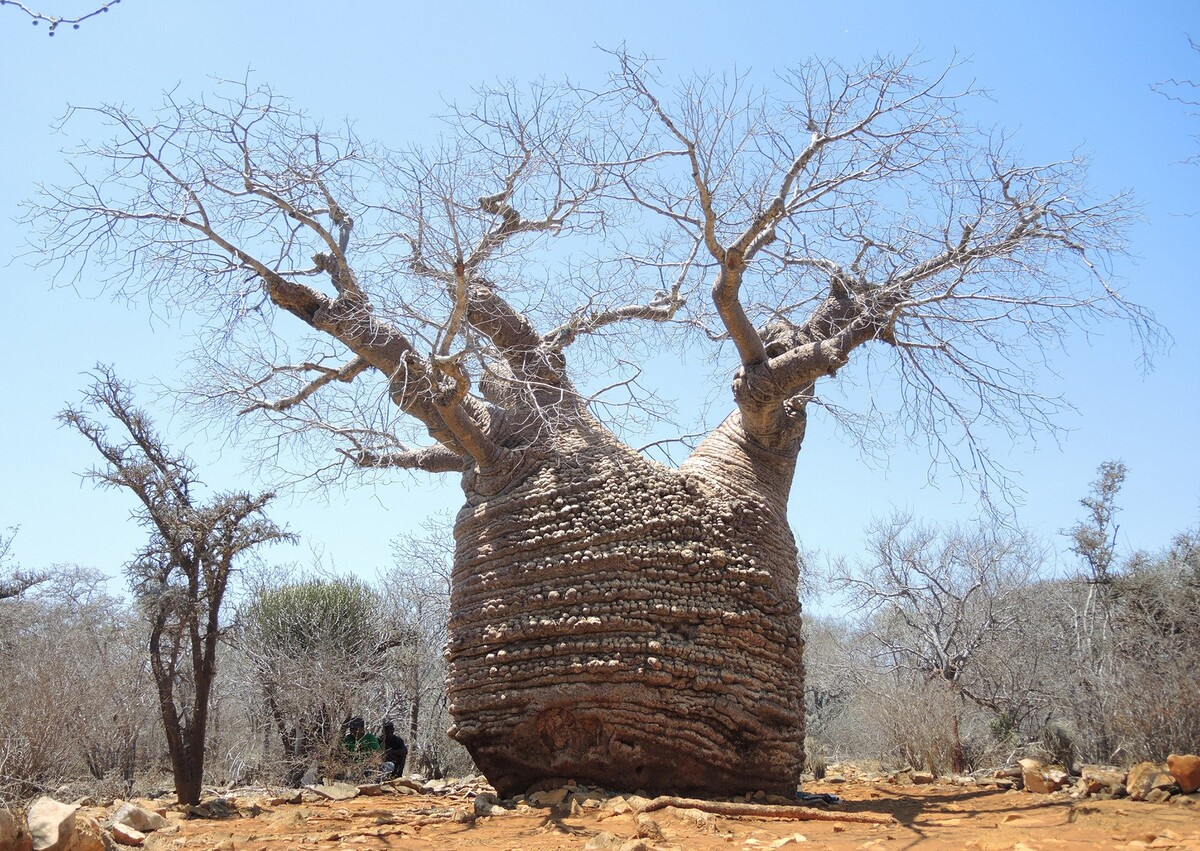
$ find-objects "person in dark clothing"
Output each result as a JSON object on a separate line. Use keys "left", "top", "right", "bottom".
{"left": 379, "top": 721, "right": 408, "bottom": 779}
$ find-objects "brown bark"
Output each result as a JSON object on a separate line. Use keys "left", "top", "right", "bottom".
{"left": 446, "top": 417, "right": 805, "bottom": 797}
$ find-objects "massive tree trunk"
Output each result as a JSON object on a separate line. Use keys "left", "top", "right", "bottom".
{"left": 447, "top": 414, "right": 805, "bottom": 797}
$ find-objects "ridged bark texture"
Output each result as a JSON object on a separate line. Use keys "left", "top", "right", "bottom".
{"left": 447, "top": 419, "right": 805, "bottom": 797}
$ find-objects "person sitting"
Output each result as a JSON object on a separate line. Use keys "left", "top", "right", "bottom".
{"left": 340, "top": 716, "right": 392, "bottom": 780}
{"left": 379, "top": 721, "right": 408, "bottom": 779}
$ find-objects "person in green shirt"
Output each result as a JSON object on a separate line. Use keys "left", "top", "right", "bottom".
{"left": 340, "top": 716, "right": 392, "bottom": 780}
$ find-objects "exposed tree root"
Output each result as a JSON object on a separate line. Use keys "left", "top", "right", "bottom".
{"left": 634, "top": 796, "right": 896, "bottom": 824}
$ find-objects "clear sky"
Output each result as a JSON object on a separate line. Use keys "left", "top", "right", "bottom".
{"left": 1, "top": 1, "right": 1197, "bottom": 593}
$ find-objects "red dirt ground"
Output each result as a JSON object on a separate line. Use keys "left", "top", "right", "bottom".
{"left": 98, "top": 773, "right": 1200, "bottom": 851}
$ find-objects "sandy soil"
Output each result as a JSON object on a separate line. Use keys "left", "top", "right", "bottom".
{"left": 106, "top": 774, "right": 1200, "bottom": 851}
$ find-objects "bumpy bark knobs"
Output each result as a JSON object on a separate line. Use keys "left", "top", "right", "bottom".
{"left": 447, "top": 432, "right": 805, "bottom": 797}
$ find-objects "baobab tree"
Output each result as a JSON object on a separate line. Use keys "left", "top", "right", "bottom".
{"left": 29, "top": 52, "right": 1155, "bottom": 796}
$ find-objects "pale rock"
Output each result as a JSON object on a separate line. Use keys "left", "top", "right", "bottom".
{"left": 771, "top": 835, "right": 808, "bottom": 847}
{"left": 1045, "top": 769, "right": 1070, "bottom": 792}
{"left": 112, "top": 802, "right": 169, "bottom": 833}
{"left": 1167, "top": 754, "right": 1200, "bottom": 794}
{"left": 1126, "top": 762, "right": 1178, "bottom": 801}
{"left": 473, "top": 791, "right": 506, "bottom": 817}
{"left": 1018, "top": 758, "right": 1051, "bottom": 794}
{"left": 111, "top": 822, "right": 147, "bottom": 846}
{"left": 1081, "top": 764, "right": 1127, "bottom": 795}
{"left": 571, "top": 790, "right": 605, "bottom": 809}
{"left": 27, "top": 796, "right": 78, "bottom": 851}
{"left": 911, "top": 772, "right": 934, "bottom": 785}
{"left": 602, "top": 796, "right": 633, "bottom": 816}
{"left": 1145, "top": 788, "right": 1173, "bottom": 804}
{"left": 529, "top": 787, "right": 569, "bottom": 806}
{"left": 303, "top": 782, "right": 359, "bottom": 801}
{"left": 617, "top": 842, "right": 651, "bottom": 851}
{"left": 583, "top": 831, "right": 624, "bottom": 850}
{"left": 69, "top": 815, "right": 108, "bottom": 851}
{"left": 634, "top": 813, "right": 662, "bottom": 840}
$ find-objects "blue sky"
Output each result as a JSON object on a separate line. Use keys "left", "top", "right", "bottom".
{"left": 1, "top": 1, "right": 1197, "bottom": 592}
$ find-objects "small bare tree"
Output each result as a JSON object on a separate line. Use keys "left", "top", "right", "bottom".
{"left": 835, "top": 513, "right": 1043, "bottom": 772}
{"left": 386, "top": 517, "right": 474, "bottom": 778}
{"left": 59, "top": 367, "right": 294, "bottom": 805}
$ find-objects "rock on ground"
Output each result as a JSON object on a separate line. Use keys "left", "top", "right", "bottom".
{"left": 1127, "top": 761, "right": 1179, "bottom": 801}
{"left": 1169, "top": 754, "right": 1200, "bottom": 794}
{"left": 27, "top": 796, "right": 78, "bottom": 851}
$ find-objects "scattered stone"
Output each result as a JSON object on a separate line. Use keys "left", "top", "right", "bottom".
{"left": 1045, "top": 769, "right": 1070, "bottom": 792}
{"left": 473, "top": 791, "right": 507, "bottom": 817}
{"left": 911, "top": 772, "right": 934, "bottom": 785}
{"left": 386, "top": 778, "right": 425, "bottom": 794}
{"left": 111, "top": 822, "right": 147, "bottom": 846}
{"left": 529, "top": 787, "right": 569, "bottom": 807}
{"left": 634, "top": 813, "right": 662, "bottom": 840}
{"left": 824, "top": 774, "right": 846, "bottom": 784}
{"left": 583, "top": 831, "right": 625, "bottom": 850}
{"left": 1019, "top": 758, "right": 1051, "bottom": 793}
{"left": 617, "top": 841, "right": 651, "bottom": 851}
{"left": 1167, "top": 754, "right": 1200, "bottom": 794}
{"left": 69, "top": 815, "right": 107, "bottom": 851}
{"left": 571, "top": 790, "right": 606, "bottom": 809}
{"left": 304, "top": 782, "right": 360, "bottom": 802}
{"left": 357, "top": 783, "right": 382, "bottom": 796}
{"left": 1145, "top": 788, "right": 1173, "bottom": 804}
{"left": 1081, "top": 765, "right": 1127, "bottom": 795}
{"left": 771, "top": 835, "right": 808, "bottom": 847}
{"left": 672, "top": 807, "right": 715, "bottom": 830}
{"left": 1126, "top": 762, "right": 1178, "bottom": 802}
{"left": 112, "top": 802, "right": 170, "bottom": 832}
{"left": 27, "top": 796, "right": 78, "bottom": 851}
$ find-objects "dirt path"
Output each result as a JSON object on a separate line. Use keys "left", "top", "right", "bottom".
{"left": 115, "top": 775, "right": 1200, "bottom": 851}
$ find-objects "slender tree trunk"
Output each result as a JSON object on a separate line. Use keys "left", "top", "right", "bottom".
{"left": 447, "top": 417, "right": 805, "bottom": 797}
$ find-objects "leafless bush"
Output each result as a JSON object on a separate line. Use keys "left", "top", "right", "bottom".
{"left": 385, "top": 517, "right": 474, "bottom": 778}
{"left": 0, "top": 567, "right": 157, "bottom": 803}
